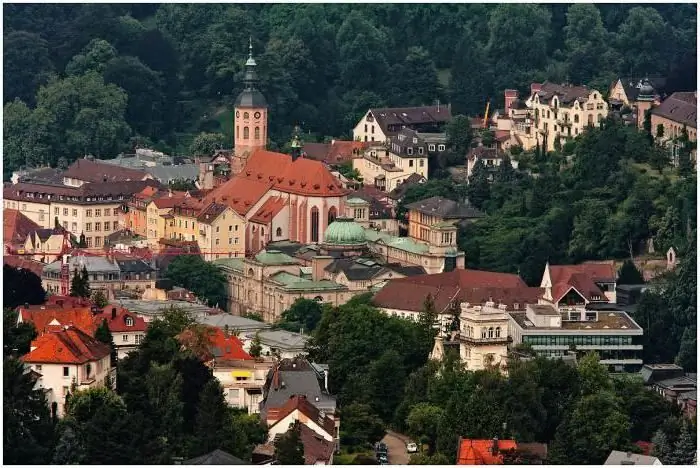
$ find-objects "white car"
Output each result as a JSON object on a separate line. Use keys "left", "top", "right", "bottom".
{"left": 406, "top": 442, "right": 418, "bottom": 453}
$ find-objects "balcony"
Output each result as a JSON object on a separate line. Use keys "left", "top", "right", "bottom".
{"left": 459, "top": 335, "right": 512, "bottom": 345}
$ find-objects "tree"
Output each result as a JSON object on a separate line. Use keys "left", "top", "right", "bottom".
{"left": 277, "top": 298, "right": 324, "bottom": 333}
{"left": 669, "top": 422, "right": 697, "bottom": 465}
{"left": 676, "top": 126, "right": 693, "bottom": 178}
{"left": 649, "top": 143, "right": 670, "bottom": 173}
{"left": 467, "top": 159, "right": 491, "bottom": 211}
{"left": 406, "top": 403, "right": 444, "bottom": 455}
{"left": 390, "top": 46, "right": 441, "bottom": 106}
{"left": 3, "top": 358, "right": 54, "bottom": 464}
{"left": 4, "top": 308, "right": 38, "bottom": 357}
{"left": 65, "top": 38, "right": 118, "bottom": 76}
{"left": 169, "top": 178, "right": 197, "bottom": 191}
{"left": 675, "top": 326, "right": 697, "bottom": 372}
{"left": 616, "top": 259, "right": 645, "bottom": 284}
{"left": 409, "top": 453, "right": 450, "bottom": 464}
{"left": 3, "top": 264, "right": 46, "bottom": 308}
{"left": 249, "top": 332, "right": 262, "bottom": 358}
{"left": 3, "top": 31, "right": 54, "bottom": 106}
{"left": 617, "top": 7, "right": 671, "bottom": 77}
{"left": 3, "top": 98, "right": 35, "bottom": 174}
{"left": 339, "top": 403, "right": 385, "bottom": 449}
{"left": 450, "top": 28, "right": 492, "bottom": 116}
{"left": 189, "top": 379, "right": 244, "bottom": 456}
{"left": 52, "top": 425, "right": 86, "bottom": 464}
{"left": 70, "top": 266, "right": 91, "bottom": 298}
{"left": 274, "top": 421, "right": 306, "bottom": 465}
{"left": 650, "top": 429, "right": 672, "bottom": 464}
{"left": 577, "top": 352, "right": 612, "bottom": 396}
{"left": 165, "top": 255, "right": 227, "bottom": 307}
{"left": 91, "top": 290, "right": 109, "bottom": 308}
{"left": 564, "top": 4, "right": 610, "bottom": 84}
{"left": 445, "top": 115, "right": 473, "bottom": 156}
{"left": 95, "top": 319, "right": 117, "bottom": 366}
{"left": 189, "top": 132, "right": 226, "bottom": 156}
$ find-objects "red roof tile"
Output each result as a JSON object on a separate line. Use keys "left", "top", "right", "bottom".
{"left": 250, "top": 196, "right": 286, "bottom": 224}
{"left": 93, "top": 306, "right": 148, "bottom": 333}
{"left": 204, "top": 176, "right": 273, "bottom": 216}
{"left": 3, "top": 208, "right": 41, "bottom": 244}
{"left": 177, "top": 325, "right": 253, "bottom": 362}
{"left": 3, "top": 255, "right": 45, "bottom": 277}
{"left": 299, "top": 424, "right": 335, "bottom": 464}
{"left": 326, "top": 140, "right": 369, "bottom": 165}
{"left": 546, "top": 262, "right": 613, "bottom": 303}
{"left": 267, "top": 395, "right": 336, "bottom": 438}
{"left": 18, "top": 304, "right": 96, "bottom": 336}
{"left": 21, "top": 326, "right": 111, "bottom": 364}
{"left": 64, "top": 158, "right": 150, "bottom": 183}
{"left": 457, "top": 439, "right": 518, "bottom": 465}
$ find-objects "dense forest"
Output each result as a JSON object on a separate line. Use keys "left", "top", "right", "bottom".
{"left": 3, "top": 3, "right": 697, "bottom": 175}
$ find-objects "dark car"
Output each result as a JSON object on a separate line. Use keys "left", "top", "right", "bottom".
{"left": 376, "top": 442, "right": 388, "bottom": 455}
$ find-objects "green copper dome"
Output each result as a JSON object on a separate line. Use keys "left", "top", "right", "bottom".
{"left": 323, "top": 217, "right": 366, "bottom": 246}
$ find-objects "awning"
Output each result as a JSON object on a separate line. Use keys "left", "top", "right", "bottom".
{"left": 231, "top": 370, "right": 253, "bottom": 378}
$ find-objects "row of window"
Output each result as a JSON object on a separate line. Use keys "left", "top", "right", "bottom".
{"left": 523, "top": 335, "right": 636, "bottom": 346}
{"left": 236, "top": 126, "right": 262, "bottom": 140}
{"left": 84, "top": 222, "right": 118, "bottom": 232}
{"left": 54, "top": 207, "right": 120, "bottom": 217}
{"left": 122, "top": 334, "right": 144, "bottom": 344}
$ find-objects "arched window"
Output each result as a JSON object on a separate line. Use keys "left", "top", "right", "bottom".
{"left": 248, "top": 268, "right": 254, "bottom": 277}
{"left": 310, "top": 206, "right": 320, "bottom": 242}
{"left": 276, "top": 227, "right": 282, "bottom": 237}
{"left": 243, "top": 127, "right": 250, "bottom": 140}
{"left": 328, "top": 207, "right": 337, "bottom": 225}
{"left": 481, "top": 328, "right": 487, "bottom": 339}
{"left": 495, "top": 326, "right": 501, "bottom": 338}
{"left": 243, "top": 112, "right": 249, "bottom": 119}
{"left": 254, "top": 127, "right": 260, "bottom": 139}
{"left": 488, "top": 327, "right": 494, "bottom": 338}
{"left": 125, "top": 316, "right": 134, "bottom": 327}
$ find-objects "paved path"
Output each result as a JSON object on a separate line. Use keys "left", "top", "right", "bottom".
{"left": 381, "top": 430, "right": 410, "bottom": 465}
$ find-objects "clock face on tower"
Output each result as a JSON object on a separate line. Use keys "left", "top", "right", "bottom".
{"left": 235, "top": 111, "right": 240, "bottom": 118}
{"left": 254, "top": 111, "right": 261, "bottom": 119}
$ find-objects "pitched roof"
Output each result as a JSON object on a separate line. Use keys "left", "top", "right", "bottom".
{"left": 177, "top": 325, "right": 253, "bottom": 362}
{"left": 325, "top": 140, "right": 369, "bottom": 165}
{"left": 266, "top": 395, "right": 335, "bottom": 439}
{"left": 196, "top": 202, "right": 229, "bottom": 223}
{"left": 3, "top": 255, "right": 45, "bottom": 277}
{"left": 325, "top": 257, "right": 391, "bottom": 281}
{"left": 63, "top": 158, "right": 150, "bottom": 183}
{"left": 21, "top": 326, "right": 111, "bottom": 364}
{"left": 369, "top": 105, "right": 452, "bottom": 134}
{"left": 299, "top": 423, "right": 335, "bottom": 464}
{"left": 651, "top": 91, "right": 697, "bottom": 128}
{"left": 532, "top": 82, "right": 594, "bottom": 105}
{"left": 4, "top": 209, "right": 41, "bottom": 244}
{"left": 250, "top": 196, "right": 286, "bottom": 224}
{"left": 18, "top": 304, "right": 96, "bottom": 336}
{"left": 387, "top": 173, "right": 427, "bottom": 200}
{"left": 301, "top": 142, "right": 331, "bottom": 161}
{"left": 457, "top": 438, "right": 518, "bottom": 465}
{"left": 405, "top": 196, "right": 484, "bottom": 219}
{"left": 150, "top": 194, "right": 194, "bottom": 209}
{"left": 604, "top": 450, "right": 661, "bottom": 465}
{"left": 619, "top": 77, "right": 666, "bottom": 102}
{"left": 93, "top": 306, "right": 148, "bottom": 333}
{"left": 373, "top": 270, "right": 541, "bottom": 313}
{"left": 184, "top": 449, "right": 247, "bottom": 465}
{"left": 203, "top": 176, "right": 273, "bottom": 216}
{"left": 548, "top": 262, "right": 616, "bottom": 284}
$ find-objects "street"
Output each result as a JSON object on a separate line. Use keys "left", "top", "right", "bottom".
{"left": 381, "top": 430, "right": 410, "bottom": 465}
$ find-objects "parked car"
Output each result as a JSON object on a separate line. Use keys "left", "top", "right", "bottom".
{"left": 378, "top": 453, "right": 389, "bottom": 464}
{"left": 376, "top": 442, "right": 388, "bottom": 455}
{"left": 406, "top": 442, "right": 418, "bottom": 453}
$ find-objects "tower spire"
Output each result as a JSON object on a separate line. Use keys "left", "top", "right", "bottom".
{"left": 244, "top": 37, "right": 257, "bottom": 90}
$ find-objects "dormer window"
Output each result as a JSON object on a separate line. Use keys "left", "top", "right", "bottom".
{"left": 407, "top": 147, "right": 413, "bottom": 155}
{"left": 125, "top": 316, "right": 134, "bottom": 327}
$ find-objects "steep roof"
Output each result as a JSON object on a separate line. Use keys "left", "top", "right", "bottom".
{"left": 63, "top": 158, "right": 150, "bottom": 183}
{"left": 618, "top": 77, "right": 666, "bottom": 102}
{"left": 301, "top": 142, "right": 331, "bottom": 161}
{"left": 3, "top": 255, "right": 45, "bottom": 277}
{"left": 196, "top": 202, "right": 229, "bottom": 223}
{"left": 532, "top": 82, "right": 594, "bottom": 105}
{"left": 266, "top": 395, "right": 335, "bottom": 438}
{"left": 250, "top": 196, "right": 286, "bottom": 224}
{"left": 299, "top": 424, "right": 335, "bottom": 464}
{"left": 651, "top": 91, "right": 697, "bottom": 128}
{"left": 457, "top": 438, "right": 518, "bottom": 465}
{"left": 177, "top": 325, "right": 253, "bottom": 362}
{"left": 22, "top": 326, "right": 111, "bottom": 364}
{"left": 93, "top": 306, "right": 148, "bottom": 333}
{"left": 184, "top": 449, "right": 247, "bottom": 465}
{"left": 388, "top": 173, "right": 427, "bottom": 200}
{"left": 373, "top": 270, "right": 541, "bottom": 313}
{"left": 18, "top": 304, "right": 96, "bottom": 336}
{"left": 4, "top": 209, "right": 41, "bottom": 244}
{"left": 369, "top": 105, "right": 452, "bottom": 134}
{"left": 548, "top": 262, "right": 616, "bottom": 284}
{"left": 405, "top": 196, "right": 484, "bottom": 219}
{"left": 203, "top": 176, "right": 273, "bottom": 216}
{"left": 261, "top": 357, "right": 336, "bottom": 417}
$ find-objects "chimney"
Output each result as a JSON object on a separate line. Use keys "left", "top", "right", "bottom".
{"left": 492, "top": 437, "right": 499, "bottom": 455}
{"left": 504, "top": 89, "right": 519, "bottom": 111}
{"left": 111, "top": 307, "right": 117, "bottom": 319}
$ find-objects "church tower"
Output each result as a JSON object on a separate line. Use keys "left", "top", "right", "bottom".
{"left": 232, "top": 38, "right": 268, "bottom": 175}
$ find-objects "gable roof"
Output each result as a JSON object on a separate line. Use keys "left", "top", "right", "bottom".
{"left": 545, "top": 262, "right": 615, "bottom": 303}
{"left": 3, "top": 255, "right": 45, "bottom": 277}
{"left": 18, "top": 304, "right": 96, "bottom": 336}
{"left": 405, "top": 196, "right": 484, "bottom": 219}
{"left": 203, "top": 176, "right": 273, "bottom": 216}
{"left": 604, "top": 450, "right": 661, "bottom": 465}
{"left": 22, "top": 326, "right": 111, "bottom": 364}
{"left": 457, "top": 438, "right": 518, "bottom": 465}
{"left": 4, "top": 209, "right": 41, "bottom": 244}
{"left": 651, "top": 91, "right": 697, "bottom": 128}
{"left": 299, "top": 423, "right": 335, "bottom": 464}
{"left": 532, "top": 82, "right": 595, "bottom": 105}
{"left": 177, "top": 325, "right": 253, "bottom": 362}
{"left": 250, "top": 196, "right": 286, "bottom": 224}
{"left": 369, "top": 105, "right": 452, "bottom": 134}
{"left": 63, "top": 158, "right": 150, "bottom": 183}
{"left": 387, "top": 173, "right": 427, "bottom": 200}
{"left": 301, "top": 142, "right": 331, "bottom": 162}
{"left": 266, "top": 395, "right": 335, "bottom": 439}
{"left": 196, "top": 202, "right": 230, "bottom": 223}
{"left": 93, "top": 307, "right": 148, "bottom": 333}
{"left": 184, "top": 449, "right": 247, "bottom": 465}
{"left": 618, "top": 77, "right": 666, "bottom": 102}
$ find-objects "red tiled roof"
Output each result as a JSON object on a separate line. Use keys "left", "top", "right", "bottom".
{"left": 18, "top": 304, "right": 96, "bottom": 336}
{"left": 177, "top": 325, "right": 253, "bottom": 362}
{"left": 63, "top": 158, "right": 150, "bottom": 183}
{"left": 457, "top": 439, "right": 518, "bottom": 465}
{"left": 3, "top": 255, "right": 45, "bottom": 277}
{"left": 301, "top": 142, "right": 331, "bottom": 161}
{"left": 299, "top": 424, "right": 335, "bottom": 464}
{"left": 250, "top": 196, "right": 286, "bottom": 224}
{"left": 547, "top": 262, "right": 614, "bottom": 303}
{"left": 373, "top": 270, "right": 541, "bottom": 312}
{"left": 635, "top": 441, "right": 653, "bottom": 456}
{"left": 22, "top": 326, "right": 111, "bottom": 364}
{"left": 241, "top": 150, "right": 349, "bottom": 197}
{"left": 93, "top": 306, "right": 148, "bottom": 333}
{"left": 651, "top": 91, "right": 697, "bottom": 128}
{"left": 4, "top": 208, "right": 41, "bottom": 244}
{"left": 267, "top": 395, "right": 336, "bottom": 438}
{"left": 151, "top": 194, "right": 193, "bottom": 209}
{"left": 204, "top": 176, "right": 273, "bottom": 216}
{"left": 326, "top": 140, "right": 369, "bottom": 165}
{"left": 196, "top": 202, "right": 229, "bottom": 223}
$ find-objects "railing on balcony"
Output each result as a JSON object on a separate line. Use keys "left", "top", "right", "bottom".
{"left": 459, "top": 335, "right": 512, "bottom": 345}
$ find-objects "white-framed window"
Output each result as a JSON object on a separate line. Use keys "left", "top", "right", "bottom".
{"left": 418, "top": 147, "right": 424, "bottom": 155}
{"left": 125, "top": 317, "right": 134, "bottom": 327}
{"left": 135, "top": 334, "right": 143, "bottom": 344}
{"left": 438, "top": 144, "right": 445, "bottom": 151}
{"left": 123, "top": 335, "right": 129, "bottom": 342}
{"left": 63, "top": 208, "right": 68, "bottom": 216}
{"left": 407, "top": 147, "right": 413, "bottom": 155}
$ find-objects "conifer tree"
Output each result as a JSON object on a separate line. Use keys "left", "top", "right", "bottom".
{"left": 669, "top": 422, "right": 697, "bottom": 465}
{"left": 274, "top": 421, "right": 305, "bottom": 465}
{"left": 650, "top": 429, "right": 671, "bottom": 463}
{"left": 616, "top": 259, "right": 645, "bottom": 285}
{"left": 249, "top": 332, "right": 262, "bottom": 358}
{"left": 95, "top": 319, "right": 117, "bottom": 366}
